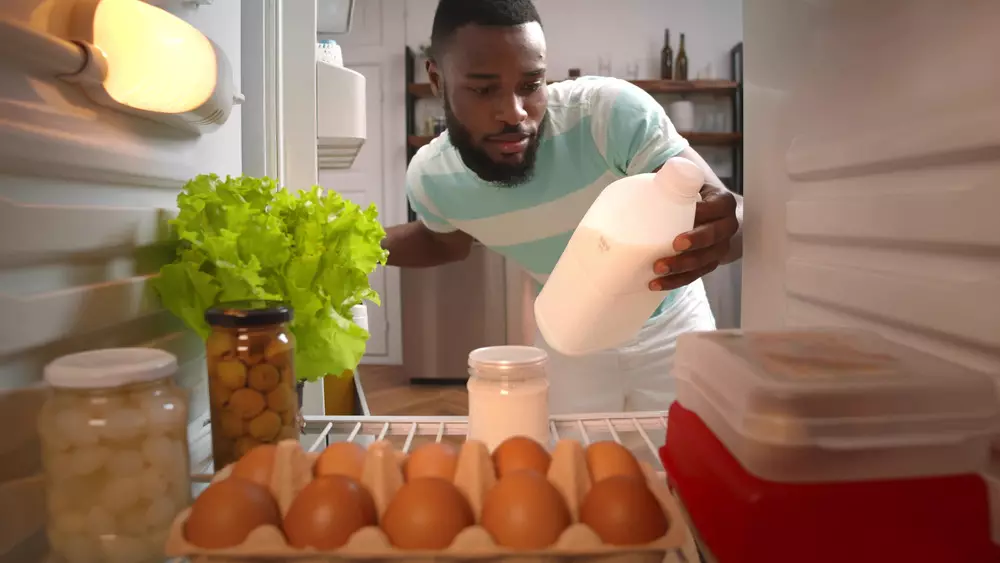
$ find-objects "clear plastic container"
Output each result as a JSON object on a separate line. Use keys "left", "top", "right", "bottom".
{"left": 534, "top": 156, "right": 705, "bottom": 356}
{"left": 204, "top": 301, "right": 298, "bottom": 468}
{"left": 467, "top": 346, "right": 550, "bottom": 451}
{"left": 39, "top": 348, "right": 191, "bottom": 563}
{"left": 673, "top": 328, "right": 1000, "bottom": 483}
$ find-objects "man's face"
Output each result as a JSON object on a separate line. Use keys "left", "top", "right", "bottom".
{"left": 429, "top": 22, "right": 548, "bottom": 187}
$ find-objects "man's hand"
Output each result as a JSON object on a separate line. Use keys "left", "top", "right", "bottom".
{"left": 649, "top": 184, "right": 741, "bottom": 291}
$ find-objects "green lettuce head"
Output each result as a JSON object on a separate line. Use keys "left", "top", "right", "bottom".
{"left": 153, "top": 174, "right": 389, "bottom": 381}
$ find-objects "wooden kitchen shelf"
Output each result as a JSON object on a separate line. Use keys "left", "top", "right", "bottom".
{"left": 407, "top": 79, "right": 738, "bottom": 99}
{"left": 631, "top": 79, "right": 739, "bottom": 94}
{"left": 407, "top": 131, "right": 741, "bottom": 149}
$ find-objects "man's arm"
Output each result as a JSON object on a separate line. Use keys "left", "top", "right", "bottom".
{"left": 389, "top": 158, "right": 474, "bottom": 268}
{"left": 382, "top": 221, "right": 473, "bottom": 268}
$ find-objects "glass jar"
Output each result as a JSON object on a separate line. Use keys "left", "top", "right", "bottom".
{"left": 467, "top": 346, "right": 551, "bottom": 451}
{"left": 38, "top": 348, "right": 191, "bottom": 563}
{"left": 204, "top": 301, "right": 298, "bottom": 468}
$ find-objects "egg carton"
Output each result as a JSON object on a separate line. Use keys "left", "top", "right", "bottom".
{"left": 166, "top": 439, "right": 693, "bottom": 563}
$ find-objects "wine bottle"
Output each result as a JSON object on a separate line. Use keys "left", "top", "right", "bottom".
{"left": 660, "top": 29, "right": 673, "bottom": 79}
{"left": 675, "top": 33, "right": 689, "bottom": 80}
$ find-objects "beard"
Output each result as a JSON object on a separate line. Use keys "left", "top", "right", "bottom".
{"left": 443, "top": 95, "right": 545, "bottom": 187}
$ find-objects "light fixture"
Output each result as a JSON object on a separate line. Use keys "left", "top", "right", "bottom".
{"left": 0, "top": 0, "right": 241, "bottom": 134}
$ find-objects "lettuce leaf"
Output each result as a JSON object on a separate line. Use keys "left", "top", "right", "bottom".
{"left": 153, "top": 174, "right": 389, "bottom": 381}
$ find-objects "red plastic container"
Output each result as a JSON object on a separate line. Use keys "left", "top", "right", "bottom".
{"left": 661, "top": 401, "right": 998, "bottom": 563}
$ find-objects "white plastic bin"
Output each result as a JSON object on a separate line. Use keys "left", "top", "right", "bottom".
{"left": 673, "top": 328, "right": 1000, "bottom": 483}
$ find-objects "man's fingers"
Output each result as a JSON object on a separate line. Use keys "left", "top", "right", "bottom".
{"left": 674, "top": 212, "right": 739, "bottom": 253}
{"left": 649, "top": 261, "right": 720, "bottom": 291}
{"left": 693, "top": 190, "right": 737, "bottom": 226}
{"left": 673, "top": 221, "right": 721, "bottom": 253}
{"left": 654, "top": 240, "right": 730, "bottom": 275}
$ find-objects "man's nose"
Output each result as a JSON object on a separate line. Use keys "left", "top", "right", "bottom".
{"left": 496, "top": 93, "right": 528, "bottom": 125}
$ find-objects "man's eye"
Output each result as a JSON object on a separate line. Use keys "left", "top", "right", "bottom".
{"left": 522, "top": 81, "right": 544, "bottom": 93}
{"left": 469, "top": 86, "right": 493, "bottom": 96}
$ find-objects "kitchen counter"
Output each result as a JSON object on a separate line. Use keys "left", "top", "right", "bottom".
{"left": 353, "top": 364, "right": 469, "bottom": 416}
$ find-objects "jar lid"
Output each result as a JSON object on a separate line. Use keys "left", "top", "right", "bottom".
{"left": 205, "top": 301, "right": 294, "bottom": 328}
{"left": 469, "top": 346, "right": 548, "bottom": 372}
{"left": 44, "top": 348, "right": 178, "bottom": 389}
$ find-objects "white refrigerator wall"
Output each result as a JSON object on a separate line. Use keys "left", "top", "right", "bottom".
{"left": 0, "top": 3, "right": 242, "bottom": 560}
{"left": 742, "top": 1, "right": 1000, "bottom": 374}
{"left": 742, "top": 0, "right": 1000, "bottom": 529}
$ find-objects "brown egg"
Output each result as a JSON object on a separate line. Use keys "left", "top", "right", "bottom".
{"left": 579, "top": 475, "right": 669, "bottom": 545}
{"left": 404, "top": 442, "right": 458, "bottom": 481}
{"left": 315, "top": 442, "right": 367, "bottom": 480}
{"left": 283, "top": 475, "right": 378, "bottom": 549}
{"left": 585, "top": 441, "right": 644, "bottom": 483}
{"left": 230, "top": 443, "right": 277, "bottom": 487}
{"left": 492, "top": 436, "right": 551, "bottom": 477}
{"left": 481, "top": 469, "right": 572, "bottom": 549}
{"left": 183, "top": 477, "right": 282, "bottom": 548}
{"left": 381, "top": 478, "right": 475, "bottom": 549}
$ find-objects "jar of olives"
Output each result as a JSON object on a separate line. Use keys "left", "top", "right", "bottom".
{"left": 38, "top": 348, "right": 191, "bottom": 563}
{"left": 204, "top": 301, "right": 298, "bottom": 468}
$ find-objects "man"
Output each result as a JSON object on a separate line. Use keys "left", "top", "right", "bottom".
{"left": 384, "top": 0, "right": 743, "bottom": 413}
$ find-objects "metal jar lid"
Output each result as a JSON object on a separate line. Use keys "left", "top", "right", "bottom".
{"left": 204, "top": 300, "right": 294, "bottom": 328}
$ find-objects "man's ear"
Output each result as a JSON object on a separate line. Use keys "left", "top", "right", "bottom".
{"left": 427, "top": 59, "right": 442, "bottom": 97}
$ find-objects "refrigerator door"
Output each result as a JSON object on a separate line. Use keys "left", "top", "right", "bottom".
{"left": 401, "top": 243, "right": 508, "bottom": 382}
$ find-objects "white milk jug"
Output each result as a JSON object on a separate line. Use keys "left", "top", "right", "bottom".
{"left": 534, "top": 156, "right": 705, "bottom": 356}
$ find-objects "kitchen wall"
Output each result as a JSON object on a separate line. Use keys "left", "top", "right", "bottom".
{"left": 0, "top": 2, "right": 242, "bottom": 559}
{"left": 405, "top": 0, "right": 742, "bottom": 81}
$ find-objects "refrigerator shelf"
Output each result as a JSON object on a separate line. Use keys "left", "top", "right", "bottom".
{"left": 191, "top": 411, "right": 670, "bottom": 483}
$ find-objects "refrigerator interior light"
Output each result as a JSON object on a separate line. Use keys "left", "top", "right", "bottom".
{"left": 65, "top": 0, "right": 242, "bottom": 134}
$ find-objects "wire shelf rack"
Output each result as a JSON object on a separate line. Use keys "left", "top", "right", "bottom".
{"left": 191, "top": 411, "right": 669, "bottom": 483}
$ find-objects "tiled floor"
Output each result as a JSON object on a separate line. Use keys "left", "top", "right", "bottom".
{"left": 357, "top": 364, "right": 468, "bottom": 416}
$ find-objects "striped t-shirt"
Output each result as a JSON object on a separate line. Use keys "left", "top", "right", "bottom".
{"left": 406, "top": 76, "right": 692, "bottom": 317}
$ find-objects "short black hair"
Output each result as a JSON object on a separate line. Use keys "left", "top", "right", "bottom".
{"left": 430, "top": 0, "right": 542, "bottom": 60}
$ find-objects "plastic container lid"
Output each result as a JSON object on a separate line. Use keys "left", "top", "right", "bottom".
{"left": 44, "top": 348, "right": 178, "bottom": 389}
{"left": 673, "top": 328, "right": 1000, "bottom": 482}
{"left": 468, "top": 346, "right": 548, "bottom": 380}
{"left": 204, "top": 301, "right": 293, "bottom": 328}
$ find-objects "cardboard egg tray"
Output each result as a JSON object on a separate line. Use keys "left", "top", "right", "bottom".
{"left": 166, "top": 439, "right": 695, "bottom": 563}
